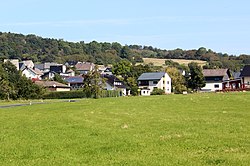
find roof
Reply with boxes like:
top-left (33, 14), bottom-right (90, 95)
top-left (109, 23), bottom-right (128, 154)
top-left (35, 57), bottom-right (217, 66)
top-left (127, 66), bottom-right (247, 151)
top-left (138, 72), bottom-right (165, 81)
top-left (21, 66), bottom-right (43, 75)
top-left (75, 62), bottom-right (95, 71)
top-left (103, 75), bottom-right (126, 89)
top-left (22, 60), bottom-right (34, 68)
top-left (65, 76), bottom-right (84, 83)
top-left (203, 69), bottom-right (229, 77)
top-left (240, 65), bottom-right (250, 77)
top-left (34, 68), bottom-right (43, 75)
top-left (34, 64), bottom-right (44, 70)
top-left (44, 62), bottom-right (58, 69)
top-left (35, 81), bottom-right (70, 88)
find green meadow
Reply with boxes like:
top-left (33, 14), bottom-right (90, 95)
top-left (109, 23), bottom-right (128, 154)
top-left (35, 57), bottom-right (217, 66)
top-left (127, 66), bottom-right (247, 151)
top-left (0, 93), bottom-right (250, 165)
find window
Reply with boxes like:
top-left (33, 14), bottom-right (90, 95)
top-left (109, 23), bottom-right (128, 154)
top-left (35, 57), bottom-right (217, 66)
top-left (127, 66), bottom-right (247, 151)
top-left (167, 81), bottom-right (169, 84)
top-left (214, 77), bottom-right (220, 81)
top-left (153, 81), bottom-right (158, 84)
top-left (214, 84), bottom-right (219, 88)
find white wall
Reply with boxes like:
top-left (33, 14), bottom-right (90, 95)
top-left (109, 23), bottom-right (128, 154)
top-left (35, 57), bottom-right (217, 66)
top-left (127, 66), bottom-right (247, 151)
top-left (105, 83), bottom-right (114, 90)
top-left (243, 77), bottom-right (250, 88)
top-left (141, 89), bottom-right (150, 96)
top-left (201, 82), bottom-right (222, 92)
top-left (22, 69), bottom-right (37, 79)
top-left (163, 73), bottom-right (171, 94)
top-left (56, 88), bottom-right (70, 92)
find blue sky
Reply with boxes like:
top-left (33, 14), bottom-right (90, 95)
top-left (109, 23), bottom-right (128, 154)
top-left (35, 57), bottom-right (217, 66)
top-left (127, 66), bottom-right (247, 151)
top-left (1, 0), bottom-right (250, 55)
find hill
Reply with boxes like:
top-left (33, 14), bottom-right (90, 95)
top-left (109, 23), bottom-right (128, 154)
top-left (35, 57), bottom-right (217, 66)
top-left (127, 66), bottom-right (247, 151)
top-left (1, 32), bottom-right (250, 71)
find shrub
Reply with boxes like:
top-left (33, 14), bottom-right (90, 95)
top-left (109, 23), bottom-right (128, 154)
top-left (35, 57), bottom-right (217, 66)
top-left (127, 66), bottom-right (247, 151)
top-left (151, 88), bottom-right (165, 95)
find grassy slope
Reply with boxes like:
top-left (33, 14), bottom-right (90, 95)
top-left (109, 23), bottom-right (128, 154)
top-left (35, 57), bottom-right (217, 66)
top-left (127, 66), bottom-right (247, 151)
top-left (0, 93), bottom-right (250, 165)
top-left (142, 58), bottom-right (207, 66)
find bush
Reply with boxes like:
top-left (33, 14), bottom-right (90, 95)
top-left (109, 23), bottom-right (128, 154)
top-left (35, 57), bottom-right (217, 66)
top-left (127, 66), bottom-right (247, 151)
top-left (151, 88), bottom-right (165, 95)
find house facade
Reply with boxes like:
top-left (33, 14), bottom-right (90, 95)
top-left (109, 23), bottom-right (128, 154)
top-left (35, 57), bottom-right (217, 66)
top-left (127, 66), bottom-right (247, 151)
top-left (21, 66), bottom-right (43, 80)
top-left (103, 75), bottom-right (127, 96)
top-left (64, 76), bottom-right (84, 90)
top-left (201, 69), bottom-right (233, 92)
top-left (240, 65), bottom-right (250, 88)
top-left (75, 62), bottom-right (95, 74)
top-left (137, 72), bottom-right (171, 96)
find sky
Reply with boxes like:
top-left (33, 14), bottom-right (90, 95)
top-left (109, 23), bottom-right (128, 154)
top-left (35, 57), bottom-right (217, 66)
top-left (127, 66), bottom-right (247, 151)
top-left (0, 0), bottom-right (250, 55)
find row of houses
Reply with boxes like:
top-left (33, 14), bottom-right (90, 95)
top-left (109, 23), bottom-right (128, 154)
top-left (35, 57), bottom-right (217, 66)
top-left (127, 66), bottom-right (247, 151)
top-left (3, 59), bottom-right (250, 96)
top-left (4, 59), bottom-right (127, 95)
top-left (135, 66), bottom-right (250, 95)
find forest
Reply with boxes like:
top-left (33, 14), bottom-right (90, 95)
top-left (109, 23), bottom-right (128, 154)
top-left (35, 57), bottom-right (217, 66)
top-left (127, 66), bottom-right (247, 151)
top-left (1, 32), bottom-right (250, 71)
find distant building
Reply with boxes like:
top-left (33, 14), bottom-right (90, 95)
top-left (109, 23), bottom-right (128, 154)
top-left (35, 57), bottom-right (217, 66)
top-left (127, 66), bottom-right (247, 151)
top-left (64, 76), bottom-right (84, 90)
top-left (50, 64), bottom-right (66, 74)
top-left (138, 72), bottom-right (171, 96)
top-left (4, 59), bottom-right (19, 70)
top-left (103, 75), bottom-right (127, 96)
top-left (35, 80), bottom-right (70, 92)
top-left (201, 69), bottom-right (242, 92)
top-left (75, 62), bottom-right (95, 74)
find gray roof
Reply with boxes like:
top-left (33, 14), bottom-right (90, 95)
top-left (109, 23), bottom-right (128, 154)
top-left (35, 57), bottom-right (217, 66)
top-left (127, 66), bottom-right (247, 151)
top-left (138, 72), bottom-right (165, 81)
top-left (65, 76), bottom-right (84, 83)
top-left (240, 65), bottom-right (250, 77)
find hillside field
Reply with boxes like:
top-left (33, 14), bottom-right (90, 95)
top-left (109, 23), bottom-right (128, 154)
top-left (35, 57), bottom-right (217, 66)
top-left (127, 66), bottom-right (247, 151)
top-left (142, 58), bottom-right (207, 66)
top-left (0, 93), bottom-right (250, 165)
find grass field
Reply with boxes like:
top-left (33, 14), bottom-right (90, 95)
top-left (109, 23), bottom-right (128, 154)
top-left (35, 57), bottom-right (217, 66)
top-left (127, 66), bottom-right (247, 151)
top-left (142, 58), bottom-right (207, 67)
top-left (0, 93), bottom-right (250, 165)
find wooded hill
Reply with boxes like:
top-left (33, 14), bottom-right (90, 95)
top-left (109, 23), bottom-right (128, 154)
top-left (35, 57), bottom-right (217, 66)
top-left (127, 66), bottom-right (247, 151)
top-left (1, 32), bottom-right (250, 71)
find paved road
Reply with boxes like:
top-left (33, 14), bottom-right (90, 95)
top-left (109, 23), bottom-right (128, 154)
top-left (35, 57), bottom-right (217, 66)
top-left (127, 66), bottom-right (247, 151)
top-left (0, 100), bottom-right (78, 109)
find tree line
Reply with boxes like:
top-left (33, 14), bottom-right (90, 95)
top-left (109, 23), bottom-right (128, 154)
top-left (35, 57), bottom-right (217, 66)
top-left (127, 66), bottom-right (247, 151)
top-left (1, 32), bottom-right (250, 71)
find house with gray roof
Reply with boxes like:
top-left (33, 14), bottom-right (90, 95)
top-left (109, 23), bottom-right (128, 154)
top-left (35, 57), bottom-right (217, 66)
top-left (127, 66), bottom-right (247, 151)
top-left (201, 69), bottom-right (230, 92)
top-left (137, 72), bottom-right (171, 96)
top-left (103, 74), bottom-right (127, 96)
top-left (64, 76), bottom-right (84, 90)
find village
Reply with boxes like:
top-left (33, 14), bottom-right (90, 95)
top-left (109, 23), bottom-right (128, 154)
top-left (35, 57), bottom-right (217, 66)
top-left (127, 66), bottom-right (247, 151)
top-left (3, 59), bottom-right (250, 97)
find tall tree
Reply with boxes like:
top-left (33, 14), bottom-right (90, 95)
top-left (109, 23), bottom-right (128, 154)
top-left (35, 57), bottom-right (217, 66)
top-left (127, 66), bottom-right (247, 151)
top-left (83, 65), bottom-right (105, 99)
top-left (187, 62), bottom-right (205, 91)
top-left (112, 60), bottom-right (131, 78)
top-left (165, 67), bottom-right (187, 93)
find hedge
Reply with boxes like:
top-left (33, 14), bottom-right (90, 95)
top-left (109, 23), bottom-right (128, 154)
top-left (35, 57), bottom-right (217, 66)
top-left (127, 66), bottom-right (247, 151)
top-left (42, 90), bottom-right (121, 99)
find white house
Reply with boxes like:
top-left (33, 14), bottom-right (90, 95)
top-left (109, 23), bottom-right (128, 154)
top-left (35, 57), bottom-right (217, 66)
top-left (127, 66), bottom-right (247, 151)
top-left (137, 72), bottom-right (171, 96)
top-left (21, 66), bottom-right (43, 80)
top-left (201, 69), bottom-right (231, 92)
